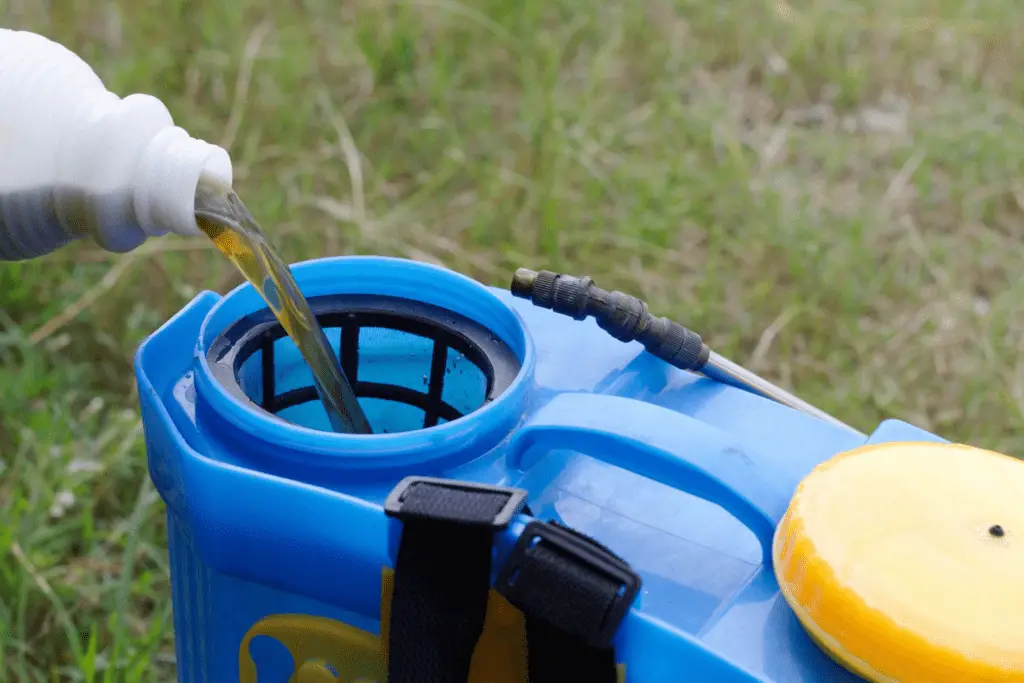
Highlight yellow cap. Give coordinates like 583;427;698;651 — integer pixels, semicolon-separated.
773;441;1024;682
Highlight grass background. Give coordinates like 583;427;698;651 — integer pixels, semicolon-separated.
2;0;1023;679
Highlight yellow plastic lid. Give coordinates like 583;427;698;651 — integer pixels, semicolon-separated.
773;441;1024;683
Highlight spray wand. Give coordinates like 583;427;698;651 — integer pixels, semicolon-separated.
510;268;863;438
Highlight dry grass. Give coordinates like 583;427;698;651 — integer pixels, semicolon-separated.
1;0;1024;679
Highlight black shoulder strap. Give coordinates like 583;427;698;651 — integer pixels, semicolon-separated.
384;478;640;683
495;520;640;683
383;477;528;683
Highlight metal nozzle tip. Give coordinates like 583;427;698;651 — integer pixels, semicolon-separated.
511;268;538;299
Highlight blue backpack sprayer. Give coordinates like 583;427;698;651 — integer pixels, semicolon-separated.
134;255;948;683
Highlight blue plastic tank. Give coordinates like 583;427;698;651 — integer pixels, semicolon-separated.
135;255;948;683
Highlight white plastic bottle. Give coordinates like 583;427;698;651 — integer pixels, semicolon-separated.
0;29;233;261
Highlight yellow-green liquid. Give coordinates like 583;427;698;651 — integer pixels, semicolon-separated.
194;177;370;434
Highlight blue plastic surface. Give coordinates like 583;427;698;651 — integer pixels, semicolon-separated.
134;256;950;683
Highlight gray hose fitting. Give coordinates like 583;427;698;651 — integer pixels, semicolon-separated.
511;268;710;372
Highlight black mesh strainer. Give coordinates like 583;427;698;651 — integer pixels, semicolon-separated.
206;294;522;434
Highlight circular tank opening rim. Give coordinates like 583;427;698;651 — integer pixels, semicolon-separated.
189;255;537;466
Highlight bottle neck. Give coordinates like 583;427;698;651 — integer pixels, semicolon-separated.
51;94;233;250
132;127;233;239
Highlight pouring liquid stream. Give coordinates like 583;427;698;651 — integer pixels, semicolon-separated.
194;177;371;434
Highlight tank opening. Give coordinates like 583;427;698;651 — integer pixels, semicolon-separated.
206;293;522;434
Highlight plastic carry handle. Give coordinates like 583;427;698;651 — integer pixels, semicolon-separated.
506;392;791;566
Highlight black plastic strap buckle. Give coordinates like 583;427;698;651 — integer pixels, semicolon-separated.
384;476;528;530
495;520;641;649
